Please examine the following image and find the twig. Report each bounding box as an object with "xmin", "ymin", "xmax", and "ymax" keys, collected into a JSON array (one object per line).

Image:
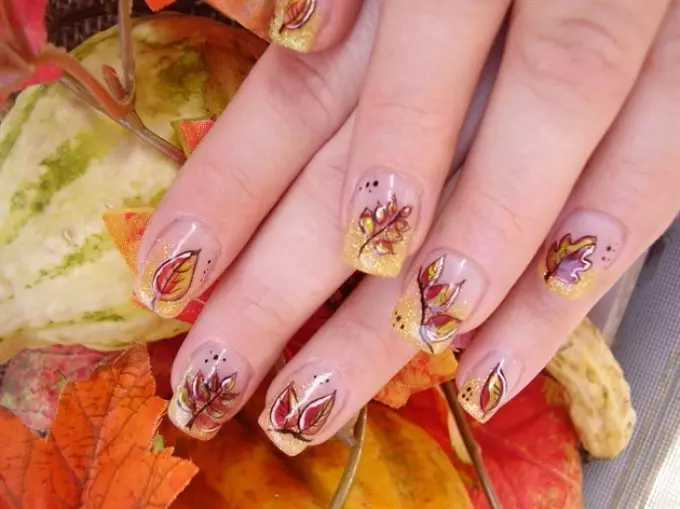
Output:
[
  {"xmin": 59, "ymin": 75, "xmax": 185, "ymax": 165},
  {"xmin": 328, "ymin": 406, "xmax": 367, "ymax": 509},
  {"xmin": 441, "ymin": 381, "xmax": 503, "ymax": 509},
  {"xmin": 117, "ymin": 0, "xmax": 135, "ymax": 100},
  {"xmin": 37, "ymin": 45, "xmax": 132, "ymax": 119}
]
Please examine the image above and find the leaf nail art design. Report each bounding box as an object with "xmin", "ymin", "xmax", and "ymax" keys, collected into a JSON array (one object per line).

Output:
[
  {"xmin": 357, "ymin": 195, "xmax": 412, "ymax": 260},
  {"xmin": 544, "ymin": 234, "xmax": 597, "ymax": 287},
  {"xmin": 281, "ymin": 0, "xmax": 316, "ymax": 31},
  {"xmin": 458, "ymin": 360, "xmax": 513, "ymax": 423},
  {"xmin": 416, "ymin": 256, "xmax": 464, "ymax": 352},
  {"xmin": 479, "ymin": 364, "xmax": 507, "ymax": 418},
  {"xmin": 151, "ymin": 249, "xmax": 200, "ymax": 304},
  {"xmin": 269, "ymin": 383, "xmax": 336, "ymax": 442},
  {"xmin": 177, "ymin": 370, "xmax": 239, "ymax": 435}
]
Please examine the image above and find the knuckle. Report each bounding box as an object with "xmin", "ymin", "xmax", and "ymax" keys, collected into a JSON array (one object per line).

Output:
[
  {"xmin": 239, "ymin": 280, "xmax": 297, "ymax": 338},
  {"xmin": 195, "ymin": 162, "xmax": 260, "ymax": 217},
  {"xmin": 514, "ymin": 12, "xmax": 635, "ymax": 102},
  {"xmin": 262, "ymin": 53, "xmax": 338, "ymax": 135},
  {"xmin": 333, "ymin": 317, "xmax": 398, "ymax": 365},
  {"xmin": 461, "ymin": 186, "xmax": 528, "ymax": 249},
  {"xmin": 361, "ymin": 97, "xmax": 451, "ymax": 136}
]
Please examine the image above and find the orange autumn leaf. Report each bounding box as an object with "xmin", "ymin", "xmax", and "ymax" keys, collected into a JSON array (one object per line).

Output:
[
  {"xmin": 0, "ymin": 345, "xmax": 197, "ymax": 509},
  {"xmin": 400, "ymin": 375, "xmax": 583, "ymax": 508},
  {"xmin": 172, "ymin": 117, "xmax": 216, "ymax": 157},
  {"xmin": 144, "ymin": 0, "xmax": 177, "ymax": 11},
  {"xmin": 374, "ymin": 350, "xmax": 458, "ymax": 408}
]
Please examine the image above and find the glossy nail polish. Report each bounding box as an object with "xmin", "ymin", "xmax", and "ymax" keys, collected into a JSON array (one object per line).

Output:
[
  {"xmin": 270, "ymin": 0, "xmax": 321, "ymax": 52},
  {"xmin": 168, "ymin": 341, "xmax": 251, "ymax": 440},
  {"xmin": 259, "ymin": 363, "xmax": 347, "ymax": 456},
  {"xmin": 392, "ymin": 251, "xmax": 487, "ymax": 355},
  {"xmin": 457, "ymin": 352, "xmax": 523, "ymax": 423},
  {"xmin": 135, "ymin": 218, "xmax": 219, "ymax": 319},
  {"xmin": 541, "ymin": 209, "xmax": 626, "ymax": 299},
  {"xmin": 342, "ymin": 172, "xmax": 420, "ymax": 277}
]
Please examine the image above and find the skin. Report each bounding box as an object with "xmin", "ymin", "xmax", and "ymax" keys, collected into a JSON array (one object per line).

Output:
[{"xmin": 138, "ymin": 0, "xmax": 680, "ymax": 454}]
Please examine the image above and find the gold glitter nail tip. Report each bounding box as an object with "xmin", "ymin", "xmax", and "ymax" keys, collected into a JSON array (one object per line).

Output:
[
  {"xmin": 391, "ymin": 252, "xmax": 487, "ymax": 354},
  {"xmin": 270, "ymin": 0, "xmax": 321, "ymax": 53}
]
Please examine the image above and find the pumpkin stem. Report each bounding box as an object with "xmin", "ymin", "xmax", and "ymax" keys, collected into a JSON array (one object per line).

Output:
[
  {"xmin": 441, "ymin": 381, "xmax": 502, "ymax": 509},
  {"xmin": 328, "ymin": 406, "xmax": 367, "ymax": 509}
]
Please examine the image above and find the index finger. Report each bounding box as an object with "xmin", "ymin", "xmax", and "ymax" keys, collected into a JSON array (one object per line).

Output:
[{"xmin": 134, "ymin": 1, "xmax": 380, "ymax": 318}]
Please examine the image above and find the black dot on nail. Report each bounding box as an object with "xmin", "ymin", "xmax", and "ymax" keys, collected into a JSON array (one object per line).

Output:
[
  {"xmin": 208, "ymin": 260, "xmax": 212, "ymax": 264},
  {"xmin": 213, "ymin": 354, "xmax": 219, "ymax": 361},
  {"xmin": 204, "ymin": 359, "xmax": 208, "ymax": 363},
  {"xmin": 373, "ymin": 180, "xmax": 378, "ymax": 187},
  {"xmin": 313, "ymin": 375, "xmax": 317, "ymax": 379},
  {"xmin": 222, "ymin": 358, "xmax": 226, "ymax": 362},
  {"xmin": 400, "ymin": 325, "xmax": 405, "ymax": 330},
  {"xmin": 466, "ymin": 387, "xmax": 472, "ymax": 392},
  {"xmin": 396, "ymin": 315, "xmax": 401, "ymax": 322},
  {"xmin": 606, "ymin": 246, "xmax": 612, "ymax": 252}
]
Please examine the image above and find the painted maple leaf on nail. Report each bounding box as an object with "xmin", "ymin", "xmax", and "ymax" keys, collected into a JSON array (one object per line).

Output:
[
  {"xmin": 269, "ymin": 383, "xmax": 336, "ymax": 442},
  {"xmin": 544, "ymin": 234, "xmax": 597, "ymax": 286},
  {"xmin": 151, "ymin": 249, "xmax": 200, "ymax": 305},
  {"xmin": 357, "ymin": 195, "xmax": 412, "ymax": 260},
  {"xmin": 177, "ymin": 370, "xmax": 239, "ymax": 434},
  {"xmin": 415, "ymin": 256, "xmax": 464, "ymax": 352}
]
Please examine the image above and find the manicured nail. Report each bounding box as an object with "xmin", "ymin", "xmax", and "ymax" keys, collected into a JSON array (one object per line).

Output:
[
  {"xmin": 392, "ymin": 251, "xmax": 487, "ymax": 355},
  {"xmin": 541, "ymin": 209, "xmax": 625, "ymax": 299},
  {"xmin": 342, "ymin": 172, "xmax": 420, "ymax": 277},
  {"xmin": 457, "ymin": 351, "xmax": 523, "ymax": 423},
  {"xmin": 259, "ymin": 363, "xmax": 347, "ymax": 456},
  {"xmin": 168, "ymin": 341, "xmax": 251, "ymax": 440},
  {"xmin": 135, "ymin": 218, "xmax": 219, "ymax": 319},
  {"xmin": 270, "ymin": 0, "xmax": 321, "ymax": 52}
]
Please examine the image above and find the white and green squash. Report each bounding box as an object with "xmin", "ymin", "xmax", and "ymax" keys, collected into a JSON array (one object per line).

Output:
[{"xmin": 0, "ymin": 15, "xmax": 266, "ymax": 362}]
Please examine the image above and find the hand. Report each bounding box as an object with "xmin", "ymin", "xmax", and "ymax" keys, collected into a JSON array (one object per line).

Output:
[{"xmin": 134, "ymin": 0, "xmax": 680, "ymax": 454}]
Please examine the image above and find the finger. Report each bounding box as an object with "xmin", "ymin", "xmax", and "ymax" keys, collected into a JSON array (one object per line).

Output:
[
  {"xmin": 167, "ymin": 114, "xmax": 356, "ymax": 440},
  {"xmin": 389, "ymin": 0, "xmax": 671, "ymax": 355},
  {"xmin": 457, "ymin": 1, "xmax": 680, "ymax": 423},
  {"xmin": 340, "ymin": 0, "xmax": 509, "ymax": 277},
  {"xmin": 270, "ymin": 0, "xmax": 364, "ymax": 53},
  {"xmin": 134, "ymin": 1, "xmax": 379, "ymax": 319},
  {"xmin": 258, "ymin": 275, "xmax": 419, "ymax": 456}
]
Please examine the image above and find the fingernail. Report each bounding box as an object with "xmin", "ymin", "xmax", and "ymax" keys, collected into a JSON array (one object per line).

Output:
[
  {"xmin": 135, "ymin": 218, "xmax": 219, "ymax": 319},
  {"xmin": 541, "ymin": 209, "xmax": 626, "ymax": 299},
  {"xmin": 342, "ymin": 172, "xmax": 420, "ymax": 278},
  {"xmin": 270, "ymin": 0, "xmax": 321, "ymax": 53},
  {"xmin": 168, "ymin": 341, "xmax": 251, "ymax": 440},
  {"xmin": 392, "ymin": 251, "xmax": 487, "ymax": 354},
  {"xmin": 259, "ymin": 363, "xmax": 347, "ymax": 456},
  {"xmin": 457, "ymin": 351, "xmax": 523, "ymax": 423}
]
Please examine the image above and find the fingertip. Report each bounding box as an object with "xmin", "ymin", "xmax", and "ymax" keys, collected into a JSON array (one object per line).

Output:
[{"xmin": 269, "ymin": 0, "xmax": 363, "ymax": 53}]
